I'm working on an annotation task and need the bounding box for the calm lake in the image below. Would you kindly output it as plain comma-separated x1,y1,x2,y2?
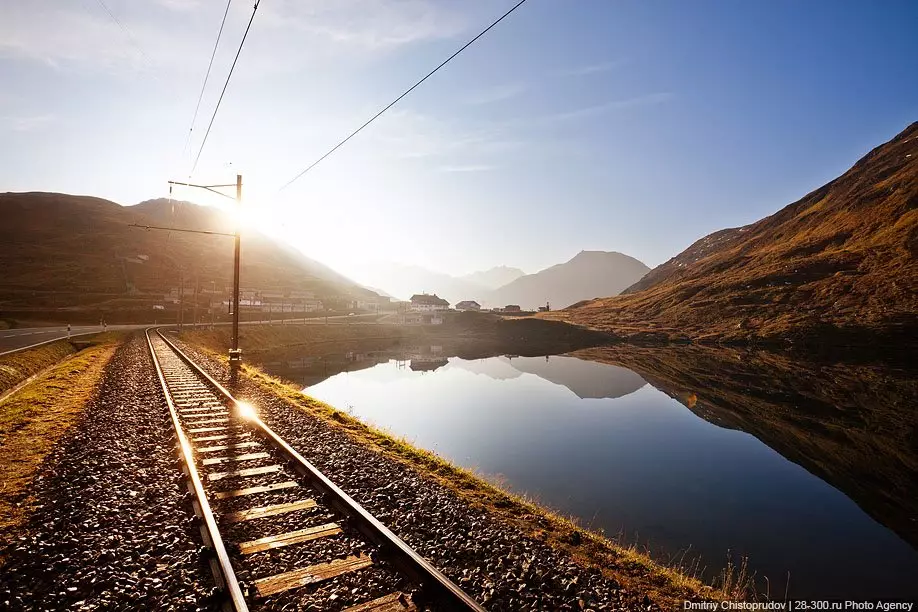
256,344,918,599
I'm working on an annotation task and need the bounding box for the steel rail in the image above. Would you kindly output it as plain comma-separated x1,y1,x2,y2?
145,329,250,612
154,328,486,612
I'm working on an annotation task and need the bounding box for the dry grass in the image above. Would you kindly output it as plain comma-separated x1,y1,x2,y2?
0,340,76,397
0,334,124,546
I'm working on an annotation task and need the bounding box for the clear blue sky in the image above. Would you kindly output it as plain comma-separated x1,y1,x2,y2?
1,0,916,281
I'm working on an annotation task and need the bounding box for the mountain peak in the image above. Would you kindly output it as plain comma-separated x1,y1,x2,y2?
487,250,650,309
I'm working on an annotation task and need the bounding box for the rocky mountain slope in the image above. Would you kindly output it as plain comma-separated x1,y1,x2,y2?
547,122,918,346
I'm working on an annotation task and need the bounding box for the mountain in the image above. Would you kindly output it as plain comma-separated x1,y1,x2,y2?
485,251,651,310
0,193,378,320
548,122,918,347
459,266,525,290
350,262,489,305
131,198,359,288
363,286,395,299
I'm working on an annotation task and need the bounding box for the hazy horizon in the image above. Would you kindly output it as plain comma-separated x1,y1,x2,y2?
2,0,916,280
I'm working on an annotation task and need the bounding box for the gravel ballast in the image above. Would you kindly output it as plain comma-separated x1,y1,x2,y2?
176,337,657,612
0,336,213,611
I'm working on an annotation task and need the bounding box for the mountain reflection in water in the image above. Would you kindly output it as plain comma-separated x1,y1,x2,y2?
253,342,918,599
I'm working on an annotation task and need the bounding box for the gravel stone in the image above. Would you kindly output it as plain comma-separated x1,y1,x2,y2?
0,336,214,611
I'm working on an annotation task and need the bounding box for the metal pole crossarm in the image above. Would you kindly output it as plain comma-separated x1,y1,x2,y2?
167,180,237,200
168,180,238,188
128,223,236,237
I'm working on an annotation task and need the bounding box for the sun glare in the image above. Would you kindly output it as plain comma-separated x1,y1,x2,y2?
236,401,257,420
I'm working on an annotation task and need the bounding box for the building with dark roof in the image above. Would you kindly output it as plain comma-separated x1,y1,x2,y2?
408,293,450,312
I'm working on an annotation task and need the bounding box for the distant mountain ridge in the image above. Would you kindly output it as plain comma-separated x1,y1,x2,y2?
351,262,486,304
359,253,649,310
548,122,918,346
460,266,525,290
486,251,651,310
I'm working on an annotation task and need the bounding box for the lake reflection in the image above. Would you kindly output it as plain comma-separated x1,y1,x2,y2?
258,345,918,599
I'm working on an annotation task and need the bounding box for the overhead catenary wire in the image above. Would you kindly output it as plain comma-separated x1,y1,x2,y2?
181,0,234,169
190,0,261,176
90,0,159,78
277,0,530,192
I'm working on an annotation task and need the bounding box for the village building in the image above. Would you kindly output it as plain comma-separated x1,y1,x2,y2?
408,293,450,312
455,300,481,311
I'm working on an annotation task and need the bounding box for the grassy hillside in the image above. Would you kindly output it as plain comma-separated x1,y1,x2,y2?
0,193,377,321
544,122,918,347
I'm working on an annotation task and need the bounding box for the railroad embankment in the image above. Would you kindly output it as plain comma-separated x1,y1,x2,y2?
0,333,124,544
178,331,743,609
0,339,76,398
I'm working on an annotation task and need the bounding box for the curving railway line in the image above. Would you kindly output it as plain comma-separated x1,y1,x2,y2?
146,328,485,612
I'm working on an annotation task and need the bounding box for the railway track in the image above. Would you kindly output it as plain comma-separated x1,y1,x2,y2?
146,328,485,612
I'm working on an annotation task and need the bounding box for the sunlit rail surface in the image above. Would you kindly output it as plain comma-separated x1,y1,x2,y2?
146,328,485,612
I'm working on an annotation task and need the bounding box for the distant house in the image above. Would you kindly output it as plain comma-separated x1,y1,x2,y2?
455,300,481,312
408,293,450,312
503,304,522,313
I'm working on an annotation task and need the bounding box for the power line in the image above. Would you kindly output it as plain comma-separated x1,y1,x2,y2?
191,0,260,176
278,0,530,192
181,0,234,168
91,0,157,76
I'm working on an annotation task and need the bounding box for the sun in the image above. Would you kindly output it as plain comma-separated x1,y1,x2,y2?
225,200,262,232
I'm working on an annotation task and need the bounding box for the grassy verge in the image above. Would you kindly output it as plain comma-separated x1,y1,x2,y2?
0,333,124,546
190,341,732,608
0,340,77,397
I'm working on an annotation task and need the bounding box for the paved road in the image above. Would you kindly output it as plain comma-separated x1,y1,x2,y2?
0,325,145,355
